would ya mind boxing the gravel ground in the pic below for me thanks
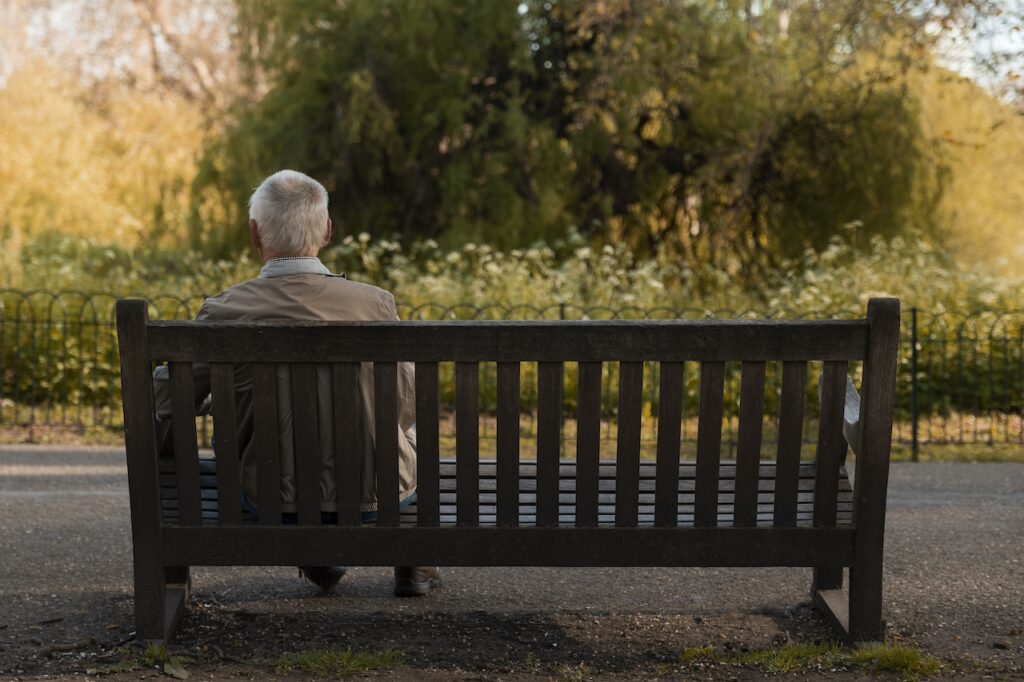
[0,446,1022,679]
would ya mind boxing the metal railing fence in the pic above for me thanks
[1,289,1021,458]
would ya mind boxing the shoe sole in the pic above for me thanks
[394,577,442,597]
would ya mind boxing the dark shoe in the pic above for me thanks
[299,565,347,594]
[394,566,441,597]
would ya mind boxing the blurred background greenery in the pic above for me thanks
[1,0,1022,295]
[0,1,1021,453]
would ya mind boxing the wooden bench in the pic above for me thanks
[116,297,899,644]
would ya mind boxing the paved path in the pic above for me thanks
[1,446,1022,678]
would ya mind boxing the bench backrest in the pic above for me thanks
[116,298,899,536]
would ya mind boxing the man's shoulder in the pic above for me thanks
[198,275,396,321]
[319,274,395,303]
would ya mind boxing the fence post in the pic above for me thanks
[911,307,919,462]
[559,302,566,320]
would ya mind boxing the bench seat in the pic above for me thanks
[159,457,853,528]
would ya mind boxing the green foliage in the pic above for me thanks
[2,231,1020,439]
[191,0,962,274]
[271,648,403,676]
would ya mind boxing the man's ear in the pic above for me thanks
[249,219,262,251]
[324,218,333,246]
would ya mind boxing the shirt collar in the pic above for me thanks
[258,256,332,279]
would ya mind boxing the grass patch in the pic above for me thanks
[849,644,943,678]
[272,648,403,676]
[553,662,593,681]
[730,642,844,673]
[680,643,944,680]
[87,644,191,678]
[680,645,716,663]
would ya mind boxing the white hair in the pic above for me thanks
[248,170,330,255]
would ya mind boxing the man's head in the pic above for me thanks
[248,170,332,260]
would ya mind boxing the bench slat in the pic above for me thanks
[537,362,563,527]
[615,362,643,527]
[291,364,322,526]
[575,361,603,527]
[655,361,684,527]
[209,363,241,525]
[815,361,848,529]
[456,362,479,527]
[332,363,362,526]
[162,470,850,495]
[162,487,853,507]
[169,362,202,526]
[161,526,856,567]
[734,361,766,527]
[163,510,853,528]
[496,362,521,527]
[774,362,807,527]
[163,460,843,485]
[695,361,725,527]
[813,360,849,593]
[148,320,870,363]
[251,364,282,525]
[415,362,441,527]
[374,362,401,527]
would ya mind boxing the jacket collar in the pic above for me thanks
[258,257,332,279]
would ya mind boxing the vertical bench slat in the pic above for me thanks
[209,363,241,525]
[814,361,848,528]
[332,363,362,526]
[168,362,201,526]
[575,361,603,528]
[496,362,521,528]
[773,361,807,527]
[850,298,901,641]
[290,364,322,525]
[374,362,400,527]
[695,361,726,527]
[455,362,480,527]
[655,361,684,527]
[251,363,282,525]
[615,361,643,527]
[116,300,165,640]
[415,362,441,527]
[734,361,766,528]
[813,360,849,594]
[537,362,564,527]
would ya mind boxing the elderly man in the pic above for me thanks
[153,170,438,597]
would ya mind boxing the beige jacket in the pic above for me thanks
[153,270,416,513]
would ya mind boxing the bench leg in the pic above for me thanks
[133,557,167,642]
[162,567,190,643]
[849,552,885,642]
[811,566,850,641]
[135,563,190,643]
[812,566,842,592]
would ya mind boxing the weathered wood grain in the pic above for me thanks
[209,363,241,525]
[148,320,870,362]
[496,362,521,527]
[695,362,725,527]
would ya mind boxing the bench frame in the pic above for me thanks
[116,298,899,644]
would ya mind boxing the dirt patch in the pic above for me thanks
[8,600,1016,680]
